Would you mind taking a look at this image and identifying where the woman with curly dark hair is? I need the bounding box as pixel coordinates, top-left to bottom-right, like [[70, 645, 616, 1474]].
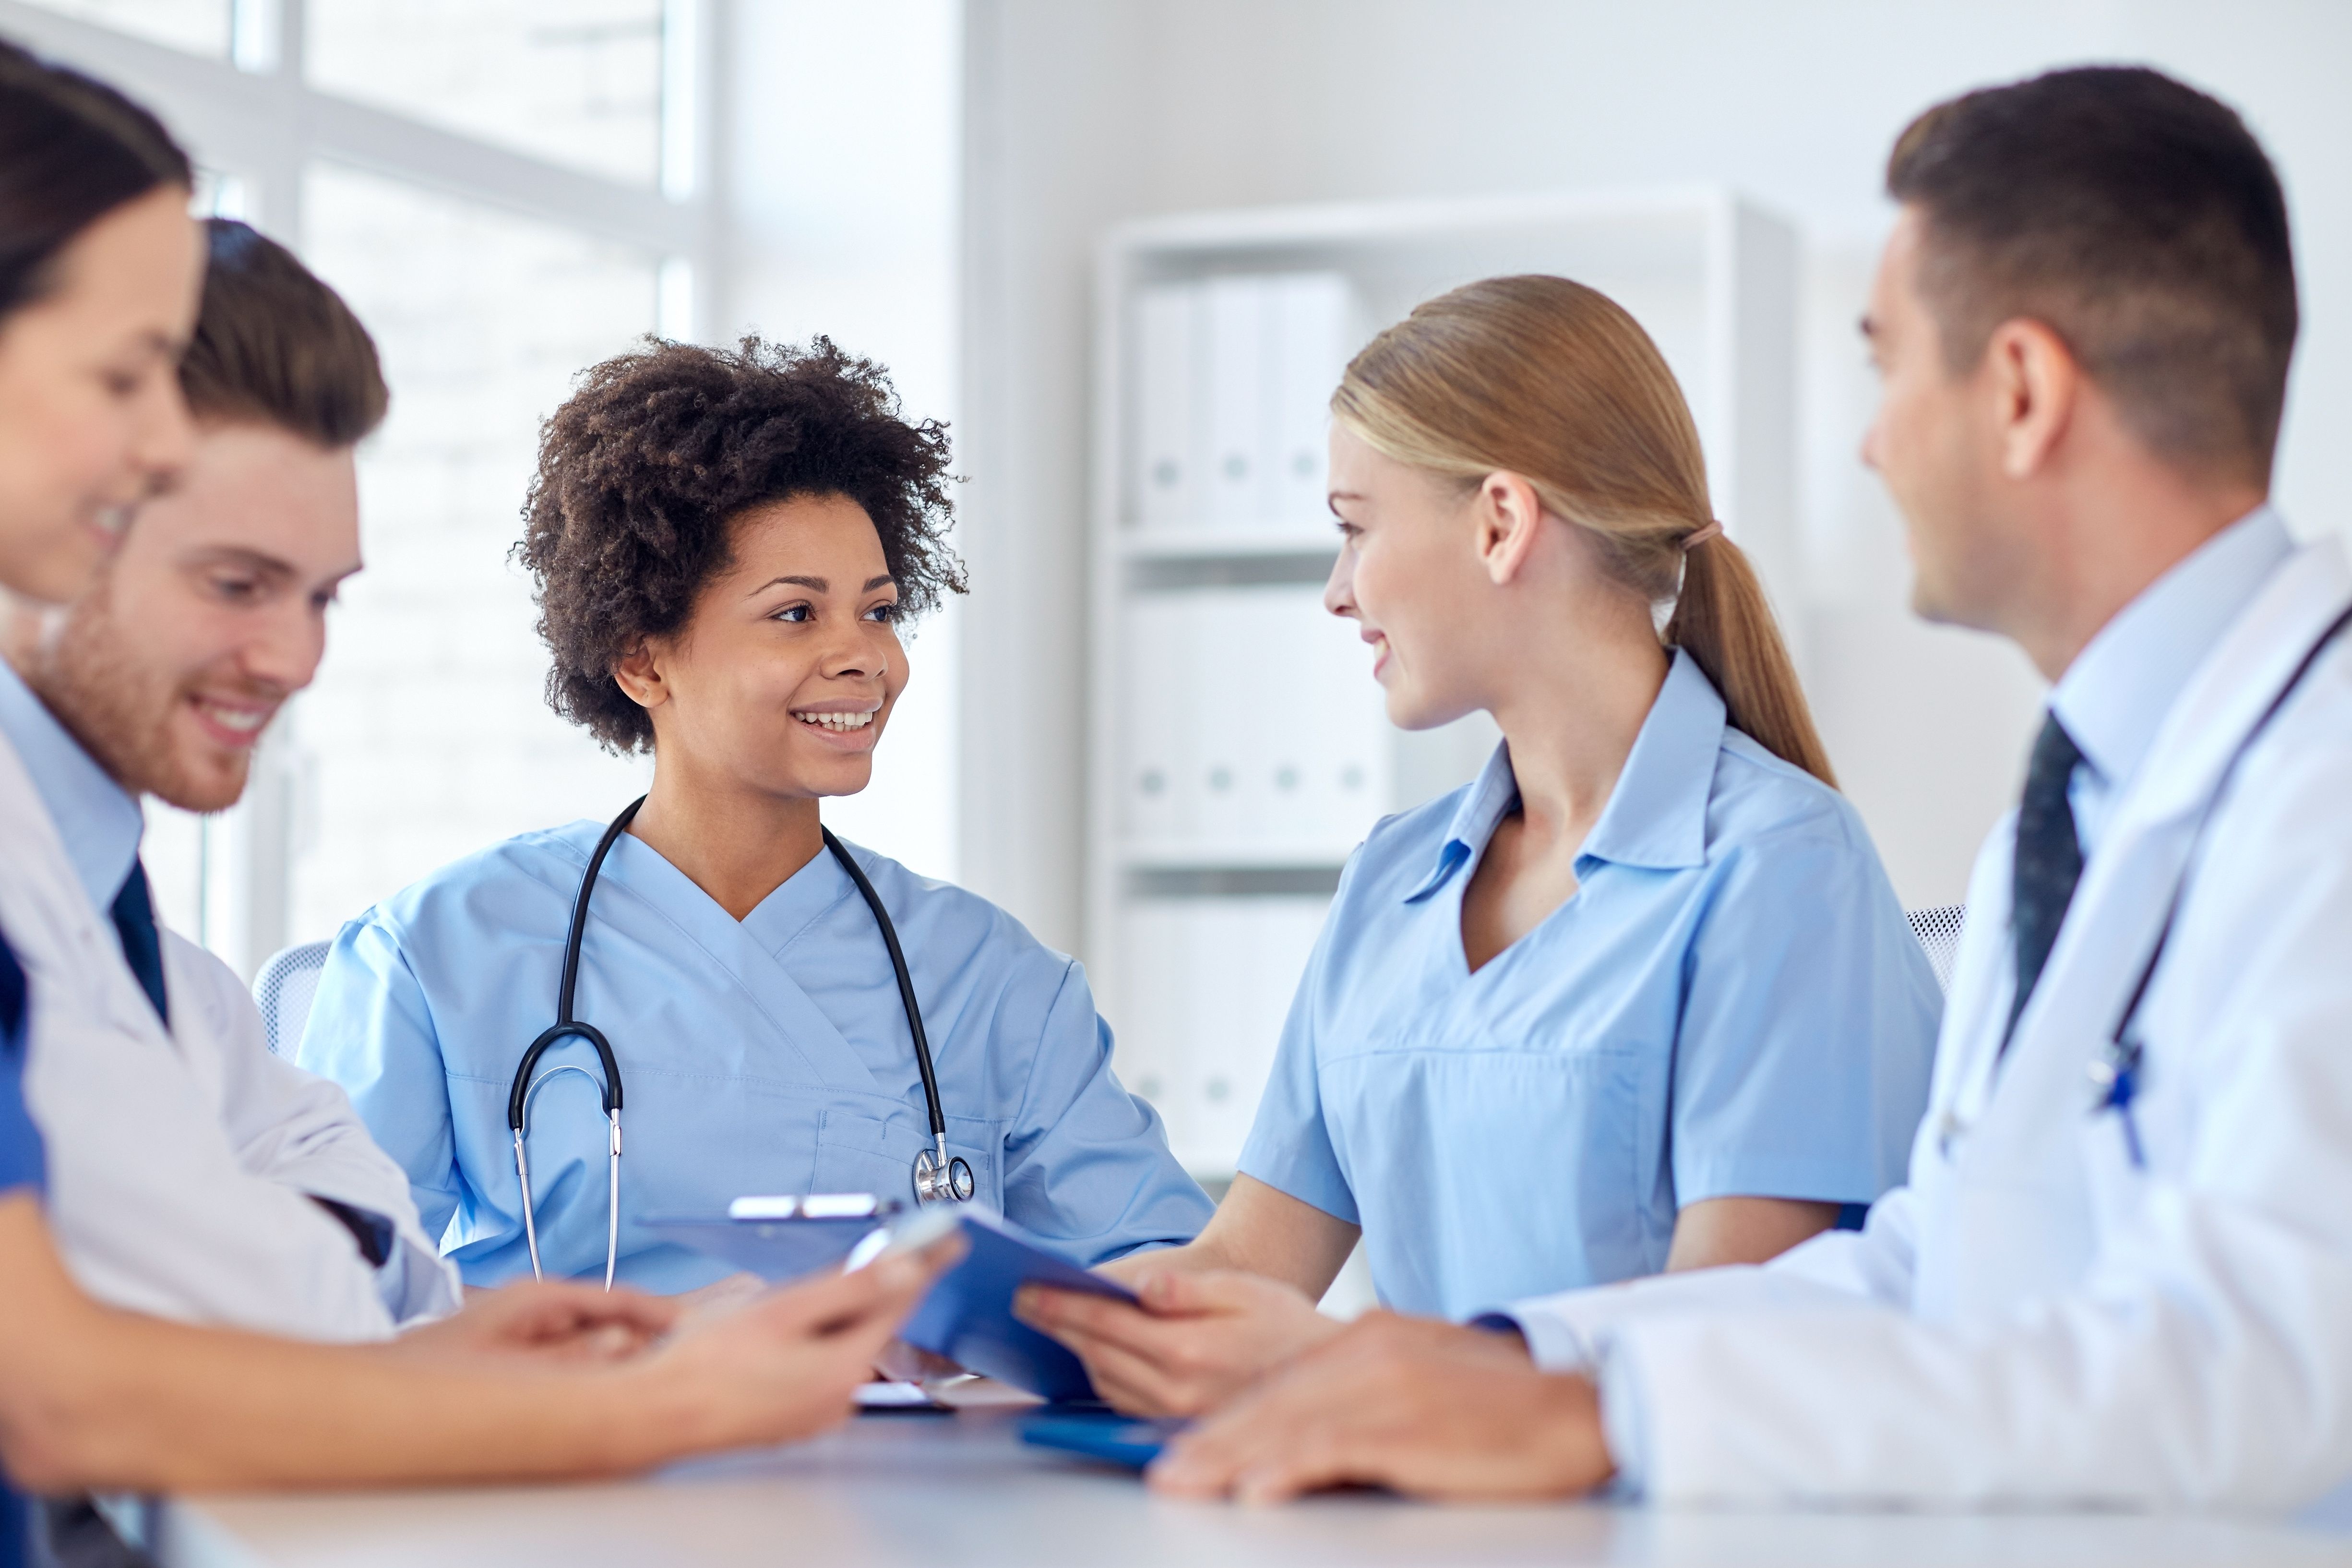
[[300, 337, 1212, 1292]]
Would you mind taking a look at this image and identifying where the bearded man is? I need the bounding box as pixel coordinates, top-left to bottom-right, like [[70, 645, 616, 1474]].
[[0, 219, 460, 1339]]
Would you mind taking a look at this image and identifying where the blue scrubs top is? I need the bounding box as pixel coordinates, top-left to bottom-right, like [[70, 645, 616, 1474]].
[[2, 926, 43, 1568], [1240, 652, 1941, 1321], [300, 828, 1213, 1289]]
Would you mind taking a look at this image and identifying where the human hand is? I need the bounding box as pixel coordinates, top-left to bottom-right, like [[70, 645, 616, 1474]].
[[674, 1271, 768, 1323], [394, 1279, 681, 1364], [1013, 1268, 1337, 1416], [1146, 1310, 1613, 1503], [634, 1230, 966, 1453], [873, 1339, 964, 1384]]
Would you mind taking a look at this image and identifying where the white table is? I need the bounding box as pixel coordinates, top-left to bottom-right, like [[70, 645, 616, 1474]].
[[161, 1406, 2352, 1568]]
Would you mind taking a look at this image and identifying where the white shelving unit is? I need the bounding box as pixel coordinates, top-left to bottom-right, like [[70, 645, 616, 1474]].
[[1088, 187, 1798, 1178]]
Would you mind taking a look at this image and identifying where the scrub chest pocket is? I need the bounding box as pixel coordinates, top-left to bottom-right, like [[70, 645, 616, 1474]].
[[814, 1108, 1004, 1209], [1320, 1044, 1657, 1318]]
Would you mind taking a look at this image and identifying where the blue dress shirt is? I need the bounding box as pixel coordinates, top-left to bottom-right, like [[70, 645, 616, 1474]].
[[300, 825, 1214, 1290], [0, 661, 143, 922], [2052, 506, 2292, 860], [1238, 651, 1942, 1320]]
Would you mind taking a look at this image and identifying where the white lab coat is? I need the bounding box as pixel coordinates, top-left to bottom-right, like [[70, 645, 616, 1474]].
[[0, 732, 459, 1341], [1510, 537, 2352, 1509]]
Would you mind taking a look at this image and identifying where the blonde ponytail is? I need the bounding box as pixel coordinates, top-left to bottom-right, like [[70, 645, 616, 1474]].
[[1332, 275, 1836, 786], [1669, 534, 1835, 784]]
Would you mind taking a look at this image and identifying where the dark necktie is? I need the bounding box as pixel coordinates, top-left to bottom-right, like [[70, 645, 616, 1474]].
[[0, 925, 23, 1047], [2006, 713, 2084, 1046], [109, 860, 169, 1029]]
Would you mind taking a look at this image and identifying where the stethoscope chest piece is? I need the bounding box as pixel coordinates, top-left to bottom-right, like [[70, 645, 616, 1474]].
[[511, 800, 974, 1290], [915, 1137, 975, 1205]]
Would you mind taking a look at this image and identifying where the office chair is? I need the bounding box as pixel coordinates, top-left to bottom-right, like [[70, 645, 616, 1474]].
[[251, 939, 332, 1056], [1904, 904, 1966, 995]]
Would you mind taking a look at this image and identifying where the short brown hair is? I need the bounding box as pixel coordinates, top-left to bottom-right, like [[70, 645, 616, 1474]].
[[517, 335, 964, 754], [179, 218, 387, 446], [1887, 66, 2296, 486]]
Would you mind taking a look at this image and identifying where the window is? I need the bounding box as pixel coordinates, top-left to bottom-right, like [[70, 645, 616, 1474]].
[[306, 0, 670, 187], [4, 0, 715, 978], [17, 0, 228, 58], [291, 167, 664, 938]]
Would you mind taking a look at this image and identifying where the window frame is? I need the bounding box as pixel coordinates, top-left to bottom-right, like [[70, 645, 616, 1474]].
[[0, 0, 719, 973], [0, 0, 716, 302]]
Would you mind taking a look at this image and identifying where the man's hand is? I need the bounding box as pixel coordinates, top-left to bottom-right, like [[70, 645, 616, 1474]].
[[1146, 1311, 1615, 1503], [633, 1231, 966, 1452], [393, 1280, 682, 1364], [1014, 1268, 1337, 1416]]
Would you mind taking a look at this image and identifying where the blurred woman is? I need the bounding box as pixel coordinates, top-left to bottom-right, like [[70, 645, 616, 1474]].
[[0, 49, 952, 1568], [1021, 275, 1940, 1416]]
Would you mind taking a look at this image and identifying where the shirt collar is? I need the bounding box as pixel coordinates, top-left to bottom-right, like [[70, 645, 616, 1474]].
[[0, 659, 143, 912], [1403, 649, 1724, 902], [2051, 504, 2293, 793]]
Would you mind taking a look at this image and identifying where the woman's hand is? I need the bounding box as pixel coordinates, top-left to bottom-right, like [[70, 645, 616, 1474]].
[[1014, 1268, 1339, 1416], [627, 1230, 966, 1454], [392, 1280, 681, 1364], [673, 1270, 769, 1322], [873, 1339, 964, 1384]]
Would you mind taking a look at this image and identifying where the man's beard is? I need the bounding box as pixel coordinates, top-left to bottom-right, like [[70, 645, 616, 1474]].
[[23, 589, 257, 814]]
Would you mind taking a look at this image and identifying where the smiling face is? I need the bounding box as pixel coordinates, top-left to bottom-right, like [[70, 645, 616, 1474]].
[[0, 186, 205, 606], [619, 492, 908, 802], [17, 419, 361, 811], [1322, 424, 1504, 732]]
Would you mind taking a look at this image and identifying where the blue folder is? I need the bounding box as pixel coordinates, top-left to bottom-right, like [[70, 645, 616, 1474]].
[[898, 1210, 1139, 1403], [1020, 1411, 1187, 1470]]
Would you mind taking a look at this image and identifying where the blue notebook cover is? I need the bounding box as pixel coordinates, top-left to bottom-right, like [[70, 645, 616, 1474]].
[[899, 1211, 1138, 1403]]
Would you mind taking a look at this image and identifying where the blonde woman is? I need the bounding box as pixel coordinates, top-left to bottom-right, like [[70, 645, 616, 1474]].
[[1020, 275, 1940, 1415]]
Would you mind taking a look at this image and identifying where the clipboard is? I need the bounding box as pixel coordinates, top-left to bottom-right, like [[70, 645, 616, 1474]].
[[644, 1194, 897, 1281], [895, 1209, 1138, 1404]]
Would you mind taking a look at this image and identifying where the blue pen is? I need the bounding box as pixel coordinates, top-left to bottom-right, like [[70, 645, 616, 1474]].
[[2088, 1038, 2147, 1169]]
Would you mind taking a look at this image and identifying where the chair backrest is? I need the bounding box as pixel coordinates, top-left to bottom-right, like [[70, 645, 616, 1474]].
[[251, 939, 332, 1057], [1904, 904, 1966, 996]]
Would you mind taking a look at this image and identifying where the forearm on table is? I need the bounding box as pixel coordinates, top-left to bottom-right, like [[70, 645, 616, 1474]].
[[0, 1205, 686, 1492], [1100, 1175, 1358, 1298], [1664, 1196, 1841, 1272], [15, 1328, 681, 1493]]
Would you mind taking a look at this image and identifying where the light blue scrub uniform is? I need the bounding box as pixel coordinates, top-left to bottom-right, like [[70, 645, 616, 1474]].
[[299, 829, 1214, 1290], [1241, 651, 1941, 1321]]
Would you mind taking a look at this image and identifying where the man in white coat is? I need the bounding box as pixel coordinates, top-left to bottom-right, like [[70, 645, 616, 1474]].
[[0, 218, 458, 1341], [1147, 65, 2352, 1510]]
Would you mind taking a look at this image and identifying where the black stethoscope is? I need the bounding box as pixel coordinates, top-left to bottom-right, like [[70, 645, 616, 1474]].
[[2091, 601, 2352, 1170], [508, 796, 974, 1288]]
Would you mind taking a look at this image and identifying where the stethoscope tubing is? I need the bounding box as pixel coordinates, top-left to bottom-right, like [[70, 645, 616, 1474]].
[[821, 827, 962, 1181], [2093, 602, 2352, 1169], [509, 796, 968, 1287]]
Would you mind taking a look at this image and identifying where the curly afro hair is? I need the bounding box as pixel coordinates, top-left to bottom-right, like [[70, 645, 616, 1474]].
[[516, 335, 964, 754]]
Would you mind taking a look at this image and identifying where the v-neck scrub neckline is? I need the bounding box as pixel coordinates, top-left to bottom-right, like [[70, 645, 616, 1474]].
[[298, 824, 1214, 1291], [1236, 651, 1942, 1321]]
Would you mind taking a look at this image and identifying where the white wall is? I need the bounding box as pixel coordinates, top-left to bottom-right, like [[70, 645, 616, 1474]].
[[960, 0, 2352, 947], [719, 0, 964, 880]]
